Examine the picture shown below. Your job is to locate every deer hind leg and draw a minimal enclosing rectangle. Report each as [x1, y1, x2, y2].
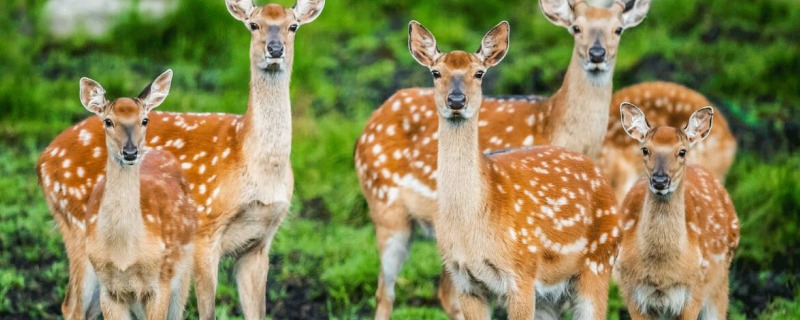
[235, 201, 288, 320]
[194, 234, 222, 320]
[100, 289, 132, 320]
[572, 269, 611, 320]
[438, 269, 465, 320]
[373, 203, 412, 320]
[145, 285, 172, 320]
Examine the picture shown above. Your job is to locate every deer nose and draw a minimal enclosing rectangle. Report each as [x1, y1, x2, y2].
[267, 41, 284, 58]
[589, 46, 606, 63]
[650, 174, 670, 191]
[447, 93, 466, 110]
[122, 145, 138, 161]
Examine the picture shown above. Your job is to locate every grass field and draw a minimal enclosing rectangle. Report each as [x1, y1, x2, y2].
[1, 0, 799, 318]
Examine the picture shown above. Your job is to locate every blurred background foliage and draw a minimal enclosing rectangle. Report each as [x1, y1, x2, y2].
[0, 0, 798, 318]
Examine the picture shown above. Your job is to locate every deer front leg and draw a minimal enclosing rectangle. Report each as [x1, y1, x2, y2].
[100, 289, 132, 320]
[235, 201, 287, 320]
[145, 286, 172, 320]
[679, 293, 704, 320]
[373, 205, 412, 320]
[459, 293, 491, 320]
[194, 234, 222, 320]
[507, 279, 535, 320]
[438, 269, 465, 320]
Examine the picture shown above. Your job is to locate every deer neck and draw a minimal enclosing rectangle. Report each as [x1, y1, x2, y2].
[637, 182, 688, 264]
[435, 114, 491, 252]
[97, 156, 144, 264]
[545, 51, 614, 158]
[241, 66, 293, 169]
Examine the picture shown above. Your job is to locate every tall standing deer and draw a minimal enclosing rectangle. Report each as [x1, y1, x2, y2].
[405, 20, 619, 320]
[599, 82, 738, 201]
[79, 71, 197, 319]
[354, 0, 651, 318]
[613, 103, 739, 320]
[35, 1, 325, 319]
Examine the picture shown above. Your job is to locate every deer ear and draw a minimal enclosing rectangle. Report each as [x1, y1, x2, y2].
[138, 69, 173, 113]
[539, 0, 575, 28]
[477, 21, 510, 68]
[408, 21, 440, 68]
[621, 0, 652, 29]
[684, 106, 714, 148]
[293, 0, 324, 25]
[80, 77, 107, 116]
[620, 102, 651, 143]
[226, 0, 254, 22]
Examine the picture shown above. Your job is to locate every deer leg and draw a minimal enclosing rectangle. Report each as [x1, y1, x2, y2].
[167, 263, 192, 320]
[458, 293, 491, 320]
[709, 278, 729, 320]
[145, 285, 172, 320]
[373, 203, 412, 320]
[507, 280, 535, 320]
[194, 234, 222, 320]
[572, 270, 610, 320]
[438, 269, 465, 320]
[235, 201, 287, 320]
[100, 289, 132, 320]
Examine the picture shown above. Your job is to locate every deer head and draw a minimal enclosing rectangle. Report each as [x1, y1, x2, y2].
[620, 102, 714, 196]
[80, 70, 173, 166]
[539, 0, 651, 84]
[408, 20, 510, 124]
[226, 0, 325, 74]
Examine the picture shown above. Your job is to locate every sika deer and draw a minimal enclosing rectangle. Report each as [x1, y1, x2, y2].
[407, 20, 619, 319]
[35, 1, 325, 319]
[355, 1, 651, 317]
[79, 70, 197, 319]
[613, 103, 739, 320]
[599, 82, 738, 201]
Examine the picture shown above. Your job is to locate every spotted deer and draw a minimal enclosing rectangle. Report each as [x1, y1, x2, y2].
[354, 0, 650, 318]
[35, 1, 325, 319]
[599, 82, 738, 201]
[613, 103, 739, 320]
[402, 20, 619, 320]
[77, 71, 197, 319]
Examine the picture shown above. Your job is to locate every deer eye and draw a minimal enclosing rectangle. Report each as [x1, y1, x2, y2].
[678, 149, 686, 158]
[104, 119, 113, 128]
[571, 25, 581, 34]
[615, 27, 623, 35]
[431, 70, 441, 79]
[642, 148, 649, 156]
[249, 23, 259, 31]
[142, 118, 149, 126]
[475, 70, 485, 79]
[289, 24, 298, 32]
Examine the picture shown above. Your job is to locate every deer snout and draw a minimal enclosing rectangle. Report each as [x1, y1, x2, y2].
[122, 143, 138, 161]
[447, 92, 466, 110]
[267, 40, 284, 58]
[650, 174, 670, 191]
[588, 45, 606, 63]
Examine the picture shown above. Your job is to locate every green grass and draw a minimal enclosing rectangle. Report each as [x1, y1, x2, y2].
[1, 0, 799, 318]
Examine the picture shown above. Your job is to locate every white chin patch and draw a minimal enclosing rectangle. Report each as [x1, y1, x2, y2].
[649, 184, 678, 196]
[258, 58, 285, 71]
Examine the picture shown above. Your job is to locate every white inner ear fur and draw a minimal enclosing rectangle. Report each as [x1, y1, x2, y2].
[684, 108, 714, 148]
[621, 0, 652, 28]
[294, 0, 324, 24]
[621, 104, 650, 142]
[80, 79, 107, 115]
[540, 0, 575, 27]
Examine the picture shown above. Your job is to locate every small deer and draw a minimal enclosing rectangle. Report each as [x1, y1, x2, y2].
[407, 21, 620, 319]
[599, 82, 738, 201]
[36, 1, 325, 319]
[79, 70, 198, 319]
[354, 1, 651, 317]
[613, 102, 739, 320]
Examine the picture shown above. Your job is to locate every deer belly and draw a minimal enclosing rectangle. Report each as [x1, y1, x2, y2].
[632, 284, 690, 318]
[220, 200, 288, 254]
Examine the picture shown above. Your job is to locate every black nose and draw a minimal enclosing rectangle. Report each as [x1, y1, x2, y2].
[267, 41, 284, 58]
[651, 174, 670, 191]
[122, 146, 138, 161]
[589, 46, 606, 63]
[447, 93, 466, 110]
